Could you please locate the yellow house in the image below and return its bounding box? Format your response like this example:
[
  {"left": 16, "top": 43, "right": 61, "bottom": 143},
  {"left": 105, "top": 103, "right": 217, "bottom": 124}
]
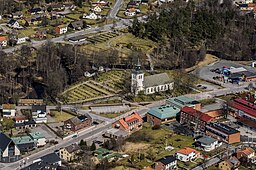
[
  {"left": 59, "top": 143, "right": 81, "bottom": 162},
  {"left": 218, "top": 157, "right": 240, "bottom": 170}
]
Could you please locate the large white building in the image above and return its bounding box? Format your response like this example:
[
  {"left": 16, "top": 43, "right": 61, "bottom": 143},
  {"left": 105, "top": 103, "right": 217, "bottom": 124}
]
[{"left": 131, "top": 60, "right": 173, "bottom": 95}]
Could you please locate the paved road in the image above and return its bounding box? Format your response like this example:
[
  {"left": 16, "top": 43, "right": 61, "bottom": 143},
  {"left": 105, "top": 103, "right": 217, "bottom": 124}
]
[{"left": 109, "top": 0, "right": 124, "bottom": 19}]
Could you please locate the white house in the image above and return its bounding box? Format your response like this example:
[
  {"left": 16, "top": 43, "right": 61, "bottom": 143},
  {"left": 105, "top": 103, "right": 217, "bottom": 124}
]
[
  {"left": 131, "top": 59, "right": 173, "bottom": 95},
  {"left": 2, "top": 104, "right": 16, "bottom": 117},
  {"left": 55, "top": 25, "right": 68, "bottom": 35},
  {"left": 7, "top": 19, "right": 22, "bottom": 29},
  {"left": 32, "top": 105, "right": 47, "bottom": 123},
  {"left": 93, "top": 5, "right": 102, "bottom": 13},
  {"left": 125, "top": 8, "right": 136, "bottom": 16},
  {"left": 84, "top": 71, "right": 96, "bottom": 77},
  {"left": 176, "top": 147, "right": 200, "bottom": 162},
  {"left": 196, "top": 136, "right": 222, "bottom": 152},
  {"left": 234, "top": 0, "right": 253, "bottom": 4},
  {"left": 85, "top": 13, "right": 101, "bottom": 20},
  {"left": 17, "top": 36, "right": 27, "bottom": 44}
]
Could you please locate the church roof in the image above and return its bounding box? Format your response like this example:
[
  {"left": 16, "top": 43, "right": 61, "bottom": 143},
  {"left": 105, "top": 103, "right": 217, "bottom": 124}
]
[{"left": 144, "top": 73, "right": 172, "bottom": 88}]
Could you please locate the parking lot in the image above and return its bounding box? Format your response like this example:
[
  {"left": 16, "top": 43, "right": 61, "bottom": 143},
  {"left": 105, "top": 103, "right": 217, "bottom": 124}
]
[
  {"left": 193, "top": 60, "right": 256, "bottom": 88},
  {"left": 30, "top": 124, "right": 59, "bottom": 141}
]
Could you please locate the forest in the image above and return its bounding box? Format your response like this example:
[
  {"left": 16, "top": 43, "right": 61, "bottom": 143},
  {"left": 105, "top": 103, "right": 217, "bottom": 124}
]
[{"left": 129, "top": 0, "right": 256, "bottom": 69}]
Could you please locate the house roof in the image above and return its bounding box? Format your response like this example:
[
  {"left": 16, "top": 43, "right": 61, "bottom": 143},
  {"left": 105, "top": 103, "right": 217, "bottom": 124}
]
[
  {"left": 206, "top": 122, "right": 239, "bottom": 135},
  {"left": 156, "top": 155, "right": 176, "bottom": 165},
  {"left": 205, "top": 110, "right": 222, "bottom": 118},
  {"left": 12, "top": 136, "right": 34, "bottom": 145},
  {"left": 2, "top": 104, "right": 16, "bottom": 109},
  {"left": 148, "top": 105, "right": 180, "bottom": 119},
  {"left": 117, "top": 112, "right": 142, "bottom": 129},
  {"left": 15, "top": 117, "right": 27, "bottom": 121},
  {"left": 196, "top": 136, "right": 218, "bottom": 145},
  {"left": 69, "top": 20, "right": 83, "bottom": 28},
  {"left": 29, "top": 132, "right": 44, "bottom": 139},
  {"left": 167, "top": 96, "right": 199, "bottom": 108},
  {"left": 227, "top": 156, "right": 240, "bottom": 168},
  {"left": 8, "top": 19, "right": 17, "bottom": 25},
  {"left": 106, "top": 128, "right": 129, "bottom": 137},
  {"left": 0, "top": 36, "right": 7, "bottom": 42},
  {"left": 32, "top": 105, "right": 46, "bottom": 112},
  {"left": 181, "top": 106, "right": 213, "bottom": 123},
  {"left": 0, "top": 133, "right": 12, "bottom": 153},
  {"left": 229, "top": 98, "right": 256, "bottom": 118},
  {"left": 67, "top": 114, "right": 91, "bottom": 125},
  {"left": 176, "top": 147, "right": 198, "bottom": 155},
  {"left": 41, "top": 153, "right": 61, "bottom": 164},
  {"left": 144, "top": 73, "right": 172, "bottom": 88},
  {"left": 64, "top": 143, "right": 80, "bottom": 153},
  {"left": 239, "top": 147, "right": 254, "bottom": 156},
  {"left": 57, "top": 24, "right": 67, "bottom": 28}
]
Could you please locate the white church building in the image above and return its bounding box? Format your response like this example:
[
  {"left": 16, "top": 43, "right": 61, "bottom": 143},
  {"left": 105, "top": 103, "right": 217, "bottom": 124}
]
[{"left": 131, "top": 61, "right": 174, "bottom": 95}]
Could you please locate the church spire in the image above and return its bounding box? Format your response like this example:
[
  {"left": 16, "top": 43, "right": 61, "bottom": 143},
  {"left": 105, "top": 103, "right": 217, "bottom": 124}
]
[{"left": 135, "top": 57, "right": 141, "bottom": 71}]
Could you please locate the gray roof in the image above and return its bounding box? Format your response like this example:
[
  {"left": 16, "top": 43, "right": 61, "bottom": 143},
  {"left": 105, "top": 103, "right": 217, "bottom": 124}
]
[
  {"left": 41, "top": 153, "right": 61, "bottom": 164},
  {"left": 106, "top": 128, "right": 129, "bottom": 137},
  {"left": 32, "top": 105, "right": 46, "bottom": 112},
  {"left": 69, "top": 20, "right": 83, "bottom": 29},
  {"left": 0, "top": 133, "right": 12, "bottom": 152},
  {"left": 144, "top": 73, "right": 172, "bottom": 88},
  {"left": 65, "top": 144, "right": 80, "bottom": 153},
  {"left": 197, "top": 136, "right": 218, "bottom": 145}
]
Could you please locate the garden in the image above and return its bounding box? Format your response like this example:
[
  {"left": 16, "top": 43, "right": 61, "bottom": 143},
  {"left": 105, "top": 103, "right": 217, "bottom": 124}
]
[{"left": 117, "top": 123, "right": 201, "bottom": 169}]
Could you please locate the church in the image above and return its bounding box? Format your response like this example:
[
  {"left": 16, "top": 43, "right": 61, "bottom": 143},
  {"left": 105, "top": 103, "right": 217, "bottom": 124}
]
[{"left": 131, "top": 60, "right": 174, "bottom": 95}]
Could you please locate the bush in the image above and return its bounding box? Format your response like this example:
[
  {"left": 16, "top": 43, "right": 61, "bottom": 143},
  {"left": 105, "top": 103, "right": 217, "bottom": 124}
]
[{"left": 152, "top": 125, "right": 161, "bottom": 130}]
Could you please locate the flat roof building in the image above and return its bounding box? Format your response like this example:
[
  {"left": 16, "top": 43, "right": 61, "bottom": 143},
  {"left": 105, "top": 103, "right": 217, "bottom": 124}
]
[
  {"left": 167, "top": 96, "right": 201, "bottom": 110},
  {"left": 147, "top": 105, "right": 180, "bottom": 126}
]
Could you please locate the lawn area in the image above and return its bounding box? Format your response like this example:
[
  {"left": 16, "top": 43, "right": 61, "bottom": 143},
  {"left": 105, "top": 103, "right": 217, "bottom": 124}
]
[
  {"left": 50, "top": 111, "right": 74, "bottom": 122},
  {"left": 199, "top": 98, "right": 216, "bottom": 106},
  {"left": 66, "top": 13, "right": 82, "bottom": 20},
  {"left": 218, "top": 94, "right": 237, "bottom": 101},
  {"left": 98, "top": 112, "right": 124, "bottom": 118},
  {"left": 19, "top": 28, "right": 36, "bottom": 37},
  {"left": 119, "top": 123, "right": 195, "bottom": 169},
  {"left": 130, "top": 93, "right": 168, "bottom": 102}
]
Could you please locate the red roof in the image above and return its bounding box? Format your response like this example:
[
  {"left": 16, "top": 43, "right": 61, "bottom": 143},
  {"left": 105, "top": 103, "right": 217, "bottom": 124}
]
[
  {"left": 229, "top": 98, "right": 256, "bottom": 118},
  {"left": 0, "top": 36, "right": 7, "bottom": 42},
  {"left": 117, "top": 112, "right": 143, "bottom": 129},
  {"left": 176, "top": 147, "right": 199, "bottom": 155},
  {"left": 15, "top": 117, "right": 26, "bottom": 121},
  {"left": 181, "top": 106, "right": 213, "bottom": 123}
]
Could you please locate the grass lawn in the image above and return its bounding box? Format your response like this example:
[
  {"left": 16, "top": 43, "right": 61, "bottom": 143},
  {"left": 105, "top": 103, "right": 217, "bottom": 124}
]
[
  {"left": 218, "top": 94, "right": 237, "bottom": 101},
  {"left": 130, "top": 93, "right": 167, "bottom": 102},
  {"left": 19, "top": 28, "right": 36, "bottom": 37},
  {"left": 66, "top": 13, "right": 82, "bottom": 20},
  {"left": 199, "top": 98, "right": 216, "bottom": 106},
  {"left": 50, "top": 111, "right": 74, "bottom": 122},
  {"left": 207, "top": 165, "right": 219, "bottom": 170},
  {"left": 98, "top": 112, "right": 124, "bottom": 118},
  {"left": 120, "top": 123, "right": 195, "bottom": 169}
]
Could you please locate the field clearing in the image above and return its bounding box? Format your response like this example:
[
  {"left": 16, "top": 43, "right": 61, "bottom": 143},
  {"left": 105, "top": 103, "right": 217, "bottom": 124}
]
[
  {"left": 185, "top": 54, "right": 219, "bottom": 73},
  {"left": 50, "top": 111, "right": 74, "bottom": 122}
]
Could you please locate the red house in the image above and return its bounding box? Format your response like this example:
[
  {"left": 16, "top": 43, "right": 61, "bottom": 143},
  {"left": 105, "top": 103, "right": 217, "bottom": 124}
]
[
  {"left": 64, "top": 114, "right": 92, "bottom": 132},
  {"left": 180, "top": 106, "right": 214, "bottom": 132},
  {"left": 112, "top": 112, "right": 143, "bottom": 134}
]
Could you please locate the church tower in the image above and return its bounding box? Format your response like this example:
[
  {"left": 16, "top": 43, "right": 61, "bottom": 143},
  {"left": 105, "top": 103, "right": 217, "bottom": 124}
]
[{"left": 131, "top": 58, "right": 144, "bottom": 95}]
